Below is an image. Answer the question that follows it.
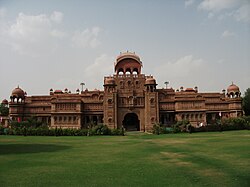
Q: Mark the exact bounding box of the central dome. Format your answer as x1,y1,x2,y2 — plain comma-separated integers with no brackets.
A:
116,52,141,63
115,51,142,75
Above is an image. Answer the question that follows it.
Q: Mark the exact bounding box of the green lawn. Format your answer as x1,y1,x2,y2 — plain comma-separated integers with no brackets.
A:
0,131,249,187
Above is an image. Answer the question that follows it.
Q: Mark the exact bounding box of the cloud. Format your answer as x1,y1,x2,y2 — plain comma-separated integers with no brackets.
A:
198,0,250,23
83,54,114,89
208,12,214,18
198,0,239,12
50,29,66,38
221,30,236,38
233,3,250,22
185,0,195,7
50,11,63,23
71,27,101,48
0,7,7,18
0,11,66,56
153,55,206,89
164,55,204,77
0,10,102,56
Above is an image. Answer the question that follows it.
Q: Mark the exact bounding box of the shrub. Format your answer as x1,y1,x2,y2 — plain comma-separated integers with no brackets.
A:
152,123,167,135
0,125,4,135
195,124,221,132
0,123,124,136
195,117,249,132
221,117,246,131
92,124,111,135
172,120,190,133
242,116,250,130
111,128,125,136
152,123,175,134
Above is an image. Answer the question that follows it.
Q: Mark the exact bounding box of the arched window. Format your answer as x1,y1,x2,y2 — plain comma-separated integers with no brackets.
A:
182,114,185,120
125,68,131,75
108,99,112,105
195,114,198,119
120,81,124,88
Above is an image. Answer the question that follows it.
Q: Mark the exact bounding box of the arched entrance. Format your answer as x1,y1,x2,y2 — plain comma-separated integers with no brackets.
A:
123,113,140,131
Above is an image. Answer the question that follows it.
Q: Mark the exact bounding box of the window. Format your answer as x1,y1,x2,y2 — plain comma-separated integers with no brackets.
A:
108,118,112,123
108,99,112,104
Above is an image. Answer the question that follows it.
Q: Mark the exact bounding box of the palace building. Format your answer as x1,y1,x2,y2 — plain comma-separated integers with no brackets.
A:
6,52,243,131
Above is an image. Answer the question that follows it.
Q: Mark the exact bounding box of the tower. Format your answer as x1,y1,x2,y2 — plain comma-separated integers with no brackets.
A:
226,83,242,117
144,77,159,131
9,86,26,121
103,76,117,129
103,51,159,131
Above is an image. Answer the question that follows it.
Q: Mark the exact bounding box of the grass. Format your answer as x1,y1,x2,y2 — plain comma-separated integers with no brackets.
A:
0,130,249,187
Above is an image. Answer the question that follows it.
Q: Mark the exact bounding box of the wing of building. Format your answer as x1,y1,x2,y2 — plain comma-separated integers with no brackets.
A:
7,52,242,131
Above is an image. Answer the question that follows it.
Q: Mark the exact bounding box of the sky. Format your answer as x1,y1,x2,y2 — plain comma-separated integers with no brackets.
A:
0,0,249,100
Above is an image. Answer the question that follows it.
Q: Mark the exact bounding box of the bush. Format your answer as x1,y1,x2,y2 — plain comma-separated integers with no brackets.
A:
195,124,221,132
221,117,246,131
111,128,125,136
152,123,166,135
195,117,249,132
10,117,45,129
0,123,124,136
152,123,175,134
172,120,190,133
242,116,250,130
0,125,4,135
92,124,111,135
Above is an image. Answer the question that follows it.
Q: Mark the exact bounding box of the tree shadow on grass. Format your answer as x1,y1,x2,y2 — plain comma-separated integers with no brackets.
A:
0,144,71,155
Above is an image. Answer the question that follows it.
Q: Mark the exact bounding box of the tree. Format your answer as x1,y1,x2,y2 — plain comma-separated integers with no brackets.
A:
243,88,250,116
0,104,9,116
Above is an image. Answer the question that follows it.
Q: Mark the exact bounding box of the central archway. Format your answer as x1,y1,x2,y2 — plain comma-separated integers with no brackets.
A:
123,113,140,131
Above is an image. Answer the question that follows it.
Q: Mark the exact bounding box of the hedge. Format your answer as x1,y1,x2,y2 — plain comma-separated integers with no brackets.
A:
153,116,250,135
0,124,125,136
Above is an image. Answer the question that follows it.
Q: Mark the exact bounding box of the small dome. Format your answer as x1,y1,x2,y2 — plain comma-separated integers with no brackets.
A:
104,77,116,85
227,83,239,93
11,86,25,98
1,99,8,105
145,77,156,85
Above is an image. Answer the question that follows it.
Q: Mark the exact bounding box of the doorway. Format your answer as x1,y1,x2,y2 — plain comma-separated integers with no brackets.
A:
123,113,140,131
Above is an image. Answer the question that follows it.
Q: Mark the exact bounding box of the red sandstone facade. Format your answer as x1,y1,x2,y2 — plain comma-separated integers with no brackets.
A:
6,52,243,131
